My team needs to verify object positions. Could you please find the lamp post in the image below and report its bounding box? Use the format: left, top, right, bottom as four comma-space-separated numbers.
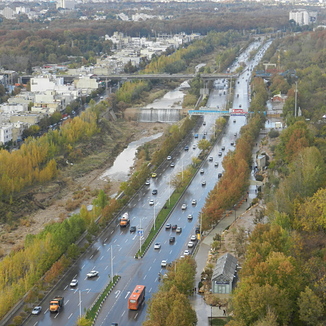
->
234, 204, 237, 222
79, 289, 90, 319
210, 304, 213, 326
110, 244, 121, 279
153, 201, 156, 230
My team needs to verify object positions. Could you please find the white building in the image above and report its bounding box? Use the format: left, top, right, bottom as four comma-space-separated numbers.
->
0, 103, 27, 113
289, 9, 317, 26
0, 124, 13, 145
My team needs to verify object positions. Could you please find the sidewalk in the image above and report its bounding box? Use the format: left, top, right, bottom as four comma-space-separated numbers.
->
190, 140, 264, 325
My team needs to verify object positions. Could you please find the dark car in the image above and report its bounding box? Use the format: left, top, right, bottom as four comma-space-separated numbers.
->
184, 146, 189, 151
172, 224, 178, 230
152, 189, 158, 195
218, 173, 223, 178
130, 226, 136, 233
169, 236, 175, 243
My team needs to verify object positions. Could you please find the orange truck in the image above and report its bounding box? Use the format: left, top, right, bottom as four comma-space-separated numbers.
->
128, 285, 146, 310
49, 296, 64, 313
119, 212, 130, 227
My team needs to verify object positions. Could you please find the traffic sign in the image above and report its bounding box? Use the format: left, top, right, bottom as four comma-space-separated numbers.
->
137, 229, 143, 236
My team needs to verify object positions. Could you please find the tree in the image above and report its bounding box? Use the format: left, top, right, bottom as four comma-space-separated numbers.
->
197, 139, 211, 151
298, 287, 324, 326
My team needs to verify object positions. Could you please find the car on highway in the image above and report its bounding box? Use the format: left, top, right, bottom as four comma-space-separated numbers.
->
130, 226, 136, 233
221, 146, 225, 151
200, 169, 204, 174
87, 270, 99, 278
31, 306, 42, 315
192, 199, 197, 205
203, 121, 206, 126
145, 180, 150, 186
188, 214, 193, 220
70, 279, 78, 287
233, 120, 236, 123
151, 173, 157, 178
190, 235, 197, 241
192, 144, 196, 149
149, 199, 154, 206
231, 142, 234, 146
181, 203, 187, 210
218, 173, 223, 178
169, 236, 175, 243
165, 223, 171, 230
172, 224, 178, 230
161, 260, 167, 267
208, 156, 213, 161
152, 189, 158, 195
188, 242, 194, 248
154, 243, 161, 250
176, 227, 182, 233
184, 250, 190, 255
184, 146, 189, 151
218, 151, 222, 156
167, 156, 172, 160
214, 162, 219, 167
170, 162, 175, 168
194, 134, 198, 138
202, 180, 206, 186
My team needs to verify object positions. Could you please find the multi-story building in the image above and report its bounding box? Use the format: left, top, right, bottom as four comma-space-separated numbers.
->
289, 9, 317, 26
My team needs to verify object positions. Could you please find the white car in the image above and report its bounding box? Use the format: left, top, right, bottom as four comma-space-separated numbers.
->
176, 227, 182, 233
191, 199, 197, 205
200, 169, 204, 174
181, 203, 187, 210
188, 214, 193, 220
201, 180, 206, 186
161, 260, 167, 267
184, 250, 190, 256
31, 306, 42, 315
188, 242, 194, 248
208, 156, 213, 161
167, 156, 172, 160
70, 279, 78, 287
87, 270, 99, 278
214, 162, 219, 167
192, 144, 196, 149
154, 243, 161, 250
149, 200, 154, 206
190, 235, 197, 241
218, 151, 222, 156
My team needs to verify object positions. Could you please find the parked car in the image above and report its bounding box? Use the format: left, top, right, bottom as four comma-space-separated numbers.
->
190, 235, 197, 241
70, 279, 78, 287
154, 243, 161, 250
87, 270, 99, 278
184, 250, 190, 255
188, 242, 194, 248
31, 306, 42, 315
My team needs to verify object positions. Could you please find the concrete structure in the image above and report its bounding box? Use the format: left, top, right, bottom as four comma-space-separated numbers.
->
74, 76, 98, 94
289, 9, 317, 26
211, 253, 238, 294
0, 124, 13, 145
0, 103, 27, 113
10, 112, 43, 126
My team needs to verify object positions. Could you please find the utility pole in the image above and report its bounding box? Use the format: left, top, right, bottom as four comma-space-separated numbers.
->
294, 81, 298, 117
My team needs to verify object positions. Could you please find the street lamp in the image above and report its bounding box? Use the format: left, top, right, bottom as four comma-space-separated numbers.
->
79, 289, 90, 318
110, 244, 121, 279
210, 304, 213, 326
234, 204, 237, 222
153, 200, 156, 230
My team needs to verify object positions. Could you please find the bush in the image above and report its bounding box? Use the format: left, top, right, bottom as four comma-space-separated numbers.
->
269, 129, 279, 138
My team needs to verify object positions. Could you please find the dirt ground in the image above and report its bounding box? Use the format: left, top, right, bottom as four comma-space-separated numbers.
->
0, 119, 169, 257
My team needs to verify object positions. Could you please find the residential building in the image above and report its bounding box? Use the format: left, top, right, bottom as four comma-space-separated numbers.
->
289, 9, 317, 26
0, 124, 13, 145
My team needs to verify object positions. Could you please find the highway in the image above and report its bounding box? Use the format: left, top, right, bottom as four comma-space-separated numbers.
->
24, 39, 271, 326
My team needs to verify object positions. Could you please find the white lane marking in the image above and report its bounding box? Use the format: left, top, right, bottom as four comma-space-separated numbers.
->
143, 274, 147, 280
115, 290, 121, 298
68, 313, 73, 319
100, 255, 104, 260
125, 291, 130, 299
134, 313, 139, 319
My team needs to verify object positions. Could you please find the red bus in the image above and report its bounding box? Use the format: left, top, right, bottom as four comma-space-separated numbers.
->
128, 285, 146, 310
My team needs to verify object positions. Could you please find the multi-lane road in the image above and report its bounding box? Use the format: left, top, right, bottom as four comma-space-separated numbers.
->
24, 39, 271, 326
